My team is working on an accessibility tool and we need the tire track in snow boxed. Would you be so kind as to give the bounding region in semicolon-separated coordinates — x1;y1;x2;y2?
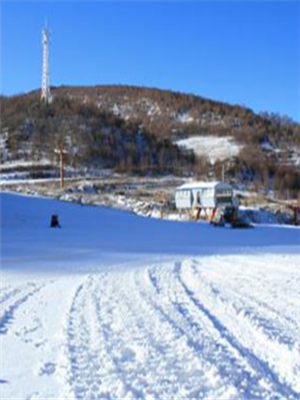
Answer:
66;276;137;400
0;283;44;335
90;274;151;399
63;259;300;400
0;285;10;294
145;265;274;400
92;270;217;399
175;262;300;399
66;270;234;399
185;259;300;394
1;277;85;400
92;275;163;399
0;287;23;305
191;258;300;338
190;262;299;346
209;256;300;331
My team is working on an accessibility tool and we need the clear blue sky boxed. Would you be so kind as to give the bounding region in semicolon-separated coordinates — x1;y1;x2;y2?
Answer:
1;1;299;121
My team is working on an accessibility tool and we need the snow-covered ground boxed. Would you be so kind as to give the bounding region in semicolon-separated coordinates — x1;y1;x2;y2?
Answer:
0;160;53;171
1;192;300;399
176;136;242;164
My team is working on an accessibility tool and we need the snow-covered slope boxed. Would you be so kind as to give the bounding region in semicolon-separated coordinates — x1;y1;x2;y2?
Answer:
176;136;242;164
1;193;300;399
1;192;299;271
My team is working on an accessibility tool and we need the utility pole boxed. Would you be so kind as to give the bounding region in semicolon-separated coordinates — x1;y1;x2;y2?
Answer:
55;148;67;189
222;164;225;182
59;149;64;189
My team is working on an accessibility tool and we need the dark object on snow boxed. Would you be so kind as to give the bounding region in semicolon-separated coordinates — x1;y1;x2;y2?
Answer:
223;207;238;224
210;217;225;227
231;219;253;229
50;214;61;228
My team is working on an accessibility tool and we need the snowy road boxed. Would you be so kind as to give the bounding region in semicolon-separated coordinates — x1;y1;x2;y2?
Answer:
1;255;300;399
1;193;300;399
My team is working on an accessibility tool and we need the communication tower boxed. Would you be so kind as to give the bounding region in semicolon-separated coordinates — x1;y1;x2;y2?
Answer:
41;28;51;103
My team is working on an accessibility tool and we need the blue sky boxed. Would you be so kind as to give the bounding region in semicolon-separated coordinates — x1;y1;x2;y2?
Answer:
1;1;299;121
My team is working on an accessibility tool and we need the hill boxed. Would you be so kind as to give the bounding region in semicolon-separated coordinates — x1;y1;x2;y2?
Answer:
1;85;300;197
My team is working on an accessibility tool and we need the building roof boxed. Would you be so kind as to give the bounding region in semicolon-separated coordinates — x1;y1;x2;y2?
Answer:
176;181;232;191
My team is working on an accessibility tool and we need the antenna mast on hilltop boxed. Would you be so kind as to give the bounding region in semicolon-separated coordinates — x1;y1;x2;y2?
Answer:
41;25;51;103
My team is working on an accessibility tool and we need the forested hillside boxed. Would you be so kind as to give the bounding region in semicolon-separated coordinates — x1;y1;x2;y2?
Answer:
1;85;300;197
0;92;195;174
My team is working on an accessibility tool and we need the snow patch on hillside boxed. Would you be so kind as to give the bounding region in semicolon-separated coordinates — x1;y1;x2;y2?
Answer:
109;98;162;121
176;112;194;124
176;136;242;163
